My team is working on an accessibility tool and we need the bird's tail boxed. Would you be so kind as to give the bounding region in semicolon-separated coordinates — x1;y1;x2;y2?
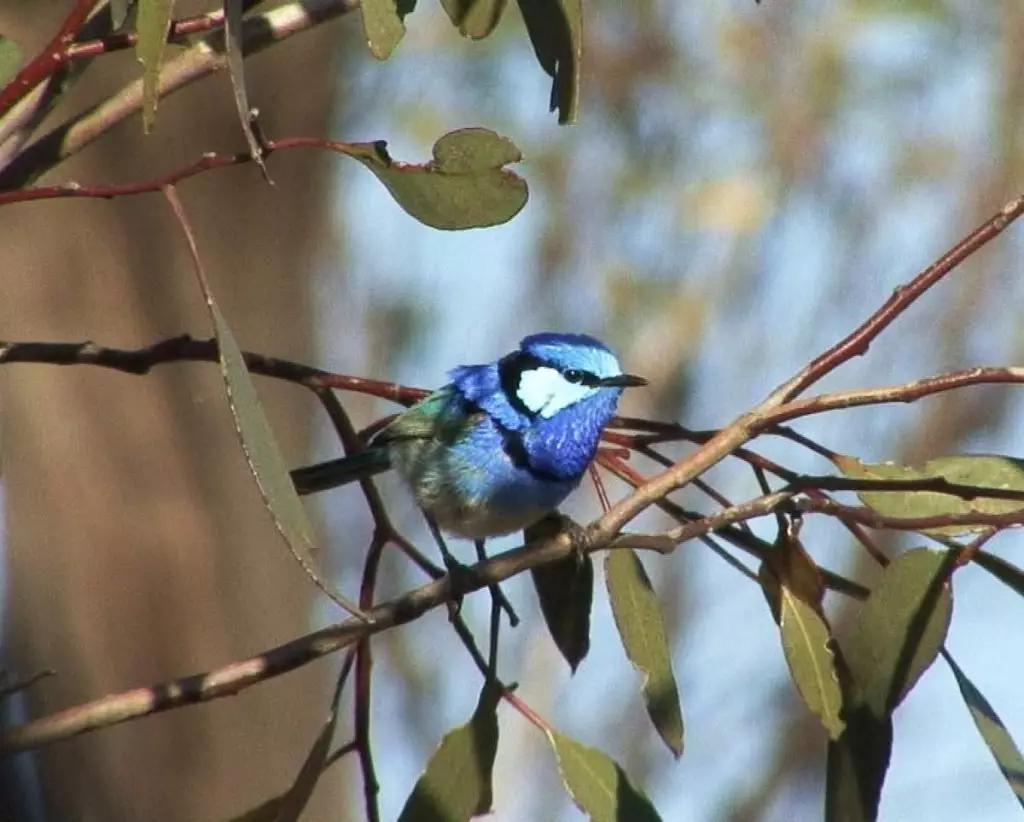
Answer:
290;448;392;495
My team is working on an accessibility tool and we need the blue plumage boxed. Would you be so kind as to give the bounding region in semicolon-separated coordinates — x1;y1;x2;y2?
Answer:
291;332;646;539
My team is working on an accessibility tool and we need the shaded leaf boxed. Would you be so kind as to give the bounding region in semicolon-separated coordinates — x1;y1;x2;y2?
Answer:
944;650;1024;809
224;0;268;177
844;547;955;718
345;129;527;229
825;705;893;822
110;0;135;30
974;550;1024;599
531;552;593;672
360;0;416;59
0;35;22;88
833;453;1024;536
439;0;508;39
398;685;500;822
604;550;683;758
135;0;176;132
547;731;661;822
516;0;582;123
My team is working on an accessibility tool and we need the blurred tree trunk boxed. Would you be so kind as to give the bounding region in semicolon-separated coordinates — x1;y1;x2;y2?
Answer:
0;4;349;821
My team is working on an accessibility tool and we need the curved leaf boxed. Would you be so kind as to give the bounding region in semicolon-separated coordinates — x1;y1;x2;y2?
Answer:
547;731;661;822
346;129;528;229
531;552;593;672
398;685;500;822
361;0;416;59
439;0;508;39
833;453;1024;536
844;547;955;717
604;550;684;758
516;0;582;123
135;0;177;132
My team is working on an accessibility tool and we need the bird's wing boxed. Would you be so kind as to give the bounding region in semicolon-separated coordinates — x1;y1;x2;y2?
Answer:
375;385;485;446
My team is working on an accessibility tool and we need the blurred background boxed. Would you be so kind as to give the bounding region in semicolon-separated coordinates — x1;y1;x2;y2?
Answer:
3;0;1024;820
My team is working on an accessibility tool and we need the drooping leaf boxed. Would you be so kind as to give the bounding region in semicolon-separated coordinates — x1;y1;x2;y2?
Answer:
844;547;955;718
196;277;363;617
344;129;528;229
944;650;1024;809
224;0;268;177
516;0;582;123
0;35;22;88
759;526;844;740
973;550;1024;599
833;453;1024;536
360;0;416;59
439;0;508;39
398;685;500;822
825;705;893;822
531;551;593;672
604;550;684;758
547;730;662;822
135;0;177;132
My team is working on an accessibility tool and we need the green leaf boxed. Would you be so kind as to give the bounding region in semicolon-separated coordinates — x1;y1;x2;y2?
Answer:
531;552;593;672
516;0;582;123
825;706;893;822
198;283;362;617
0;35;22;88
135;0;177;132
833;453;1024;536
974;550;1024;599
439;0;508;39
604;550;684;758
760;565;844;740
344;129;528;229
111;0;135;30
224;0;269;177
547;731;662;822
398;685;500;822
844;547;955;718
360;0;416;59
943;651;1024;809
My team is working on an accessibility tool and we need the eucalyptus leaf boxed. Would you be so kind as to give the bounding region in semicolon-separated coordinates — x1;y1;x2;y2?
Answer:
0;35;22;88
516;0;582;123
439;0;508;39
224;0;268;175
135;0;177;132
605;550;684;757
531;551;593;672
825;706;893;822
360;0;416;59
974;550;1024;599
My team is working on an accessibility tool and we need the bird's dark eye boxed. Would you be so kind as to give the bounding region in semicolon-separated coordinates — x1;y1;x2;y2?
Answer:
562;369;586;384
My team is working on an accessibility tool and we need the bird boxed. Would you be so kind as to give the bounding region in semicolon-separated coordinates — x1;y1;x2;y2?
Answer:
291;332;647;542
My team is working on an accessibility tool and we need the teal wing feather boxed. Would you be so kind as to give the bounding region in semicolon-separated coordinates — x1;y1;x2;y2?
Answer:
375;386;480;447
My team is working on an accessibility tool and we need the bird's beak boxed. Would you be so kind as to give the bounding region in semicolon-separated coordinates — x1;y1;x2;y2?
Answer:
599;373;648;388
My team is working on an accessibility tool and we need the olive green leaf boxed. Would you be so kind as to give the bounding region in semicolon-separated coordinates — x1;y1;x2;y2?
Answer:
516;0;582;123
135;0;176;132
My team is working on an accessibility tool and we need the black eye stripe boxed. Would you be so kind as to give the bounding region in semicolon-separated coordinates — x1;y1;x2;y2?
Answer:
498;351;543;417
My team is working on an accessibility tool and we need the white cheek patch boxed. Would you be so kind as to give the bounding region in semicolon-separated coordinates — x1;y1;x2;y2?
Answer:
517;367;594;418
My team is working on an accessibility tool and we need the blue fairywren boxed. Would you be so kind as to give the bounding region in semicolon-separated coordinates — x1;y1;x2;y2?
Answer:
291;332;646;540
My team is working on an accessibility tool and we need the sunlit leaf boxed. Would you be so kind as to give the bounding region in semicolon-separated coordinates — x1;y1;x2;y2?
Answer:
439;0;508;39
973;550;1024;599
398;685;500;822
833;453;1024;536
943;651;1024;809
605;550;684;758
345;129;527;229
360;0;416;59
547;730;662;822
0;35;22;88
531;551;593;672
135;0;177;132
516;0;582;123
224;0;268;176
844;547;955;717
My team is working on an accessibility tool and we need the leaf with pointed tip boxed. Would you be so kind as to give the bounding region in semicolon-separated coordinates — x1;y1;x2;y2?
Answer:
198;284;362;617
0;35;22;87
516;0;582;123
825;705;893;822
398;685;500;822
548;731;661;821
833;453;1024;536
944;651;1024;809
135;0;176;132
439;0;508;39
344;129;527;229
531;552;593;672
974;550;1024;599
604;550;684;758
224;0;268;176
361;0;416;59
759;559;844;740
844;547;955;718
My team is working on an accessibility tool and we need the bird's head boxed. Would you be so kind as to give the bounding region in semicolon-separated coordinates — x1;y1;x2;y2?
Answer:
499;332;647;421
